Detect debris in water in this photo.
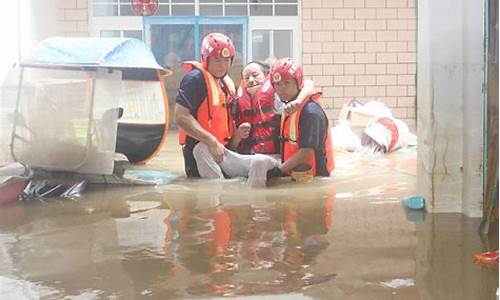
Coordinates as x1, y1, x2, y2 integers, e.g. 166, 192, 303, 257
379, 278, 415, 289
402, 195, 425, 210
22, 180, 86, 200
473, 250, 499, 268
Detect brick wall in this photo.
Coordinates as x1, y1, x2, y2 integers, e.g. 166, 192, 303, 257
56, 0, 89, 37
302, 0, 417, 130
54, 0, 417, 129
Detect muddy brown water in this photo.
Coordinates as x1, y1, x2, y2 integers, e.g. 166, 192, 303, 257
0, 133, 497, 299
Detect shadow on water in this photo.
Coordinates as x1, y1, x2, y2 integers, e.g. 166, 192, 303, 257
0, 143, 497, 299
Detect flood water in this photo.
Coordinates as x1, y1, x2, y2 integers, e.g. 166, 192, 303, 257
0, 133, 497, 299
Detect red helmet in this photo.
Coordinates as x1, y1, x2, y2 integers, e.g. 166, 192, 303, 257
269, 57, 304, 89
201, 33, 235, 68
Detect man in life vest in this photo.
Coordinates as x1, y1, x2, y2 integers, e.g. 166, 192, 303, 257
174, 33, 278, 186
230, 61, 316, 159
266, 58, 335, 179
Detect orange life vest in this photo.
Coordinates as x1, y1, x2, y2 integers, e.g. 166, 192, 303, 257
280, 94, 335, 176
178, 61, 235, 145
233, 79, 280, 154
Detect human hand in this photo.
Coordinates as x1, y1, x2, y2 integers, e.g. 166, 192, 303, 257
284, 99, 301, 115
235, 122, 251, 140
208, 140, 226, 162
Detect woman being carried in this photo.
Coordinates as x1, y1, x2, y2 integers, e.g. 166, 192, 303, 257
230, 61, 315, 160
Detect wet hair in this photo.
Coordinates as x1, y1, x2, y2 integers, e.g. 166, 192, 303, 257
243, 61, 270, 76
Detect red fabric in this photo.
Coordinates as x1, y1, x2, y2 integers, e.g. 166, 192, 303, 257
235, 79, 279, 154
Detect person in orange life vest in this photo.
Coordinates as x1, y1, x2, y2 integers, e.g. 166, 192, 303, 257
174, 33, 278, 185
229, 61, 316, 159
266, 58, 335, 179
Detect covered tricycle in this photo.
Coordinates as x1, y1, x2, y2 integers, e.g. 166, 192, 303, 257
2, 37, 172, 175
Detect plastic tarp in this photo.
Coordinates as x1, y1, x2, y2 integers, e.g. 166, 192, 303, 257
3, 37, 168, 173
26, 37, 163, 70
11, 68, 120, 174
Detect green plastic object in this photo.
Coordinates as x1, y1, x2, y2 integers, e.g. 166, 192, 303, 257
402, 196, 425, 210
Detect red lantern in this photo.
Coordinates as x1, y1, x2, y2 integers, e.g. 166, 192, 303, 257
131, 0, 159, 16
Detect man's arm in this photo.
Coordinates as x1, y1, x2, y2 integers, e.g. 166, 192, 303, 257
283, 79, 315, 115
174, 104, 225, 162
277, 102, 323, 175
278, 148, 313, 174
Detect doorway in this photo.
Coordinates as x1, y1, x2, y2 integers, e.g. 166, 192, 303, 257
144, 16, 248, 128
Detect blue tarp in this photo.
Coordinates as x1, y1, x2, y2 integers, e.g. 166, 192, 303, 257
25, 37, 163, 70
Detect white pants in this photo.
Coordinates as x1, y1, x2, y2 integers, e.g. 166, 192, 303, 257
193, 143, 280, 187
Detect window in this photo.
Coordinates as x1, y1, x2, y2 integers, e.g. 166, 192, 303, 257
248, 16, 301, 63
252, 29, 292, 64
99, 30, 143, 39
90, 1, 301, 62
92, 0, 298, 17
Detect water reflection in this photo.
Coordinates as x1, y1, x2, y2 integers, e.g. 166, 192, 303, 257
0, 146, 497, 299
162, 186, 336, 297
0, 183, 337, 298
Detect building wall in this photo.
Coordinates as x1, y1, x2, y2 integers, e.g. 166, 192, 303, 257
417, 0, 484, 217
56, 0, 89, 37
301, 0, 417, 129
57, 0, 418, 132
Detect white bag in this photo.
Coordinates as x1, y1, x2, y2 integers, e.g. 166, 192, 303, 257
331, 121, 361, 152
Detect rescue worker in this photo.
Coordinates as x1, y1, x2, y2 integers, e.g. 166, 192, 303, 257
174, 33, 278, 187
230, 61, 315, 160
266, 58, 335, 179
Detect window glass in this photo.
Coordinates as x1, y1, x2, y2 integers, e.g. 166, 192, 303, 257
200, 5, 223, 16
124, 30, 143, 40
93, 4, 118, 16
150, 24, 195, 68
225, 5, 247, 16
157, 4, 170, 16
100, 30, 121, 37
274, 30, 292, 58
150, 23, 196, 128
120, 4, 135, 16
252, 30, 270, 63
275, 5, 297, 16
171, 5, 195, 15
250, 4, 272, 16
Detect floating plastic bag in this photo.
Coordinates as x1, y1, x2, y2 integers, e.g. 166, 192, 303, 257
331, 120, 362, 152
22, 180, 86, 200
